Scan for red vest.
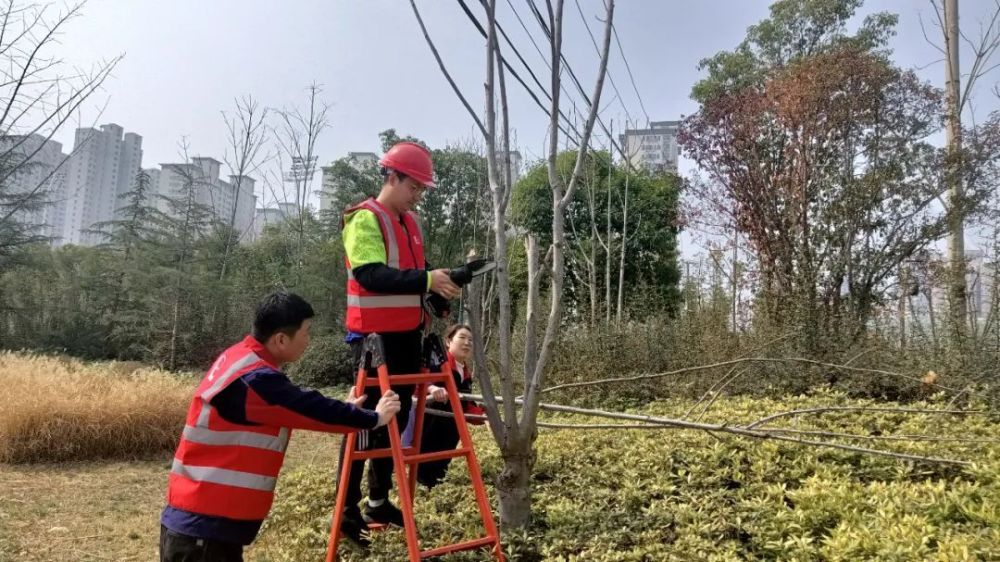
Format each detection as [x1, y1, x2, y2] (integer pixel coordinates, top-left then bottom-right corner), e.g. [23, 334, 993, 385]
[446, 352, 485, 423]
[344, 198, 426, 333]
[167, 337, 290, 521]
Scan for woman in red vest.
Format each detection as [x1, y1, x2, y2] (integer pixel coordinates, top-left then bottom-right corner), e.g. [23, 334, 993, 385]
[416, 324, 486, 488]
[160, 292, 400, 562]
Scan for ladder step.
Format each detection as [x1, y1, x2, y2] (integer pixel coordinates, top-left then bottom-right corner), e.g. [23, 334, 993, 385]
[352, 446, 419, 461]
[405, 447, 470, 464]
[420, 536, 498, 559]
[353, 446, 471, 463]
[362, 373, 449, 386]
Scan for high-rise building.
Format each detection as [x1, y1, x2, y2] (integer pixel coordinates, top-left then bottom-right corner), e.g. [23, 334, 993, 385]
[152, 156, 256, 234]
[619, 120, 680, 173]
[59, 124, 143, 246]
[0, 133, 69, 240]
[144, 167, 162, 201]
[277, 202, 299, 218]
[224, 174, 257, 234]
[248, 206, 291, 242]
[319, 151, 379, 212]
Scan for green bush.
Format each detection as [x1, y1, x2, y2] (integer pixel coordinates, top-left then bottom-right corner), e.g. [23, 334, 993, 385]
[287, 334, 356, 388]
[251, 392, 1000, 561]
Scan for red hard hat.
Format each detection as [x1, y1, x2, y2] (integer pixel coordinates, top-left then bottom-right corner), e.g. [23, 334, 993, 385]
[380, 142, 435, 188]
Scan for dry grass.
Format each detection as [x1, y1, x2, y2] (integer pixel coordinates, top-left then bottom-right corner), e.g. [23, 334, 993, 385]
[0, 430, 345, 562]
[0, 352, 192, 463]
[0, 458, 167, 562]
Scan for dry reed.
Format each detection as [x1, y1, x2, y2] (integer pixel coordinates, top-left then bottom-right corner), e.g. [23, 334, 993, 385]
[0, 353, 192, 463]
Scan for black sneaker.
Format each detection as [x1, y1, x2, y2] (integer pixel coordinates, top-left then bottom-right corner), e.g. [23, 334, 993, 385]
[339, 506, 371, 547]
[363, 500, 405, 527]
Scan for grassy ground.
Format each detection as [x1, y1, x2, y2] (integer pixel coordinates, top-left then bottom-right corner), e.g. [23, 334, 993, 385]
[0, 430, 345, 562]
[2, 354, 998, 561]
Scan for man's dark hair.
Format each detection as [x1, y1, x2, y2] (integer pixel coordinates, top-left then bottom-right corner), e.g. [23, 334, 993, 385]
[252, 292, 315, 343]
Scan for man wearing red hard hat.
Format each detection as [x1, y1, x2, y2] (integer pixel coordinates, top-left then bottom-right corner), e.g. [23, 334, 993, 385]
[335, 141, 461, 545]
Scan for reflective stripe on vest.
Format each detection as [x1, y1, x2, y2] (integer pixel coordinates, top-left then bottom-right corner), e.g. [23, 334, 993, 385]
[362, 200, 400, 268]
[346, 294, 422, 308]
[182, 422, 289, 453]
[171, 458, 277, 492]
[201, 352, 262, 401]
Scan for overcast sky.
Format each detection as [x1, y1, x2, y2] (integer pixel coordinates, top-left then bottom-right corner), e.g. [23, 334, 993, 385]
[51, 0, 1000, 253]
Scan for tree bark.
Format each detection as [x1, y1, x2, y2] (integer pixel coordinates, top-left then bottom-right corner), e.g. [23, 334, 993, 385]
[944, 0, 967, 340]
[616, 163, 629, 324]
[496, 441, 536, 530]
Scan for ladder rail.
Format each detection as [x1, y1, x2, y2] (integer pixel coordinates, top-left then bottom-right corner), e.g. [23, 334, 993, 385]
[439, 360, 504, 560]
[377, 362, 423, 561]
[325, 364, 366, 562]
[406, 371, 429, 502]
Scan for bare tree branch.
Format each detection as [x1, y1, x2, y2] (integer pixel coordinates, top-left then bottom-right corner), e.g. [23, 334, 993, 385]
[219, 95, 269, 275]
[409, 0, 487, 137]
[756, 426, 1000, 445]
[684, 334, 795, 420]
[461, 393, 975, 466]
[429, 407, 1000, 446]
[746, 405, 981, 430]
[541, 356, 965, 395]
[522, 0, 615, 431]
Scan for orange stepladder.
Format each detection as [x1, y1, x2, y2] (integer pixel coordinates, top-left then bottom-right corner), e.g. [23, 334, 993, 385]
[326, 333, 505, 561]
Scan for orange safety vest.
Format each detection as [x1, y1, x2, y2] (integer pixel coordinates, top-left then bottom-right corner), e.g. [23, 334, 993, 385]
[343, 198, 426, 333]
[166, 337, 290, 521]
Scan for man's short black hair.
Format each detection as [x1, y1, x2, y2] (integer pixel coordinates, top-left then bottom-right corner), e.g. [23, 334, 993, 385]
[252, 292, 315, 343]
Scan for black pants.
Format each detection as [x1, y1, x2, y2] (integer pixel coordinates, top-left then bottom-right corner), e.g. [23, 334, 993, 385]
[159, 526, 243, 562]
[337, 330, 421, 507]
[416, 404, 462, 487]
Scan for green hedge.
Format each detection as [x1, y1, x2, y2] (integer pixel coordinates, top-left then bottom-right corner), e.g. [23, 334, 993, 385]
[286, 334, 356, 388]
[251, 391, 1000, 561]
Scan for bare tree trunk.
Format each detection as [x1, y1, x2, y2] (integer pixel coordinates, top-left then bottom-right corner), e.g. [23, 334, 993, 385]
[413, 0, 615, 531]
[927, 287, 940, 353]
[589, 218, 598, 327]
[513, 0, 614, 529]
[220, 96, 268, 280]
[273, 84, 328, 286]
[944, 0, 967, 341]
[586, 155, 602, 327]
[168, 283, 180, 371]
[605, 124, 614, 325]
[731, 218, 739, 331]
[482, 0, 518, 440]
[898, 264, 907, 348]
[496, 437, 536, 528]
[616, 161, 630, 324]
[498, 234, 540, 528]
[168, 165, 196, 372]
